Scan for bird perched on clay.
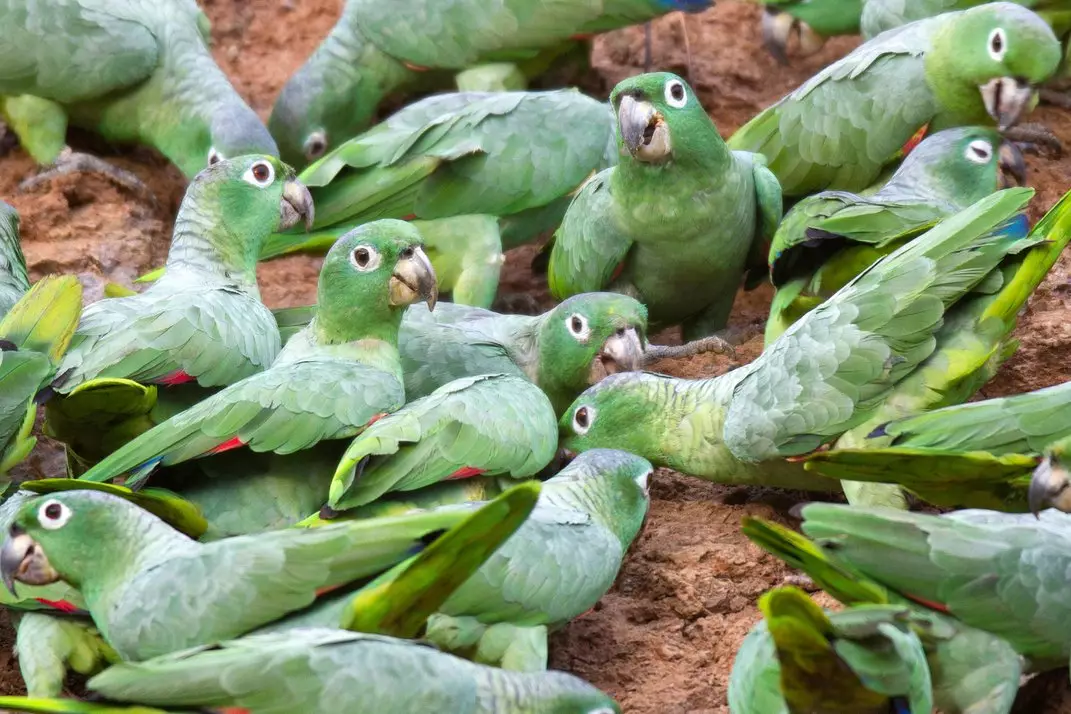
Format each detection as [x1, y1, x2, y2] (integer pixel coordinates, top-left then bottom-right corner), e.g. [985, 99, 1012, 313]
[269, 0, 713, 168]
[548, 72, 782, 339]
[765, 126, 1024, 343]
[729, 2, 1062, 197]
[0, 0, 279, 191]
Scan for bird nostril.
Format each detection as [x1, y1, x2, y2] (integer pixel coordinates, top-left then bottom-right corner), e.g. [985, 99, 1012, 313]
[616, 328, 627, 337]
[401, 247, 414, 259]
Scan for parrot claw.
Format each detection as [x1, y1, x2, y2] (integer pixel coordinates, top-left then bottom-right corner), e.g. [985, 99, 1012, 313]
[1003, 123, 1063, 158]
[19, 147, 158, 204]
[1039, 87, 1071, 110]
[643, 324, 761, 365]
[319, 504, 342, 520]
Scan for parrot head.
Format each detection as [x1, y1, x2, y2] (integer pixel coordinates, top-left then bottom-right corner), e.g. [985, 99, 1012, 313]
[199, 107, 281, 177]
[929, 3, 1060, 130]
[548, 449, 652, 547]
[268, 39, 391, 169]
[1, 491, 162, 594]
[894, 127, 1025, 195]
[559, 372, 672, 464]
[315, 220, 438, 342]
[610, 72, 716, 165]
[536, 293, 649, 413]
[171, 155, 313, 278]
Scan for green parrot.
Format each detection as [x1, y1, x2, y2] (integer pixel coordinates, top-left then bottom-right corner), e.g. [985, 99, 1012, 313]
[275, 291, 651, 416]
[0, 0, 278, 183]
[327, 373, 558, 511]
[0, 276, 83, 477]
[547, 72, 782, 340]
[268, 0, 713, 168]
[764, 126, 1023, 344]
[758, 0, 863, 64]
[557, 188, 1050, 504]
[0, 483, 536, 662]
[272, 449, 652, 672]
[0, 201, 29, 317]
[728, 2, 1062, 197]
[746, 504, 1071, 673]
[262, 90, 616, 308]
[0, 628, 621, 714]
[861, 0, 1071, 39]
[728, 586, 1022, 714]
[801, 378, 1071, 512]
[74, 221, 437, 489]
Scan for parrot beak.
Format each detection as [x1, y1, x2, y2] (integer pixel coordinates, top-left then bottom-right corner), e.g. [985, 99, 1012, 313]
[796, 21, 826, 55]
[761, 9, 795, 65]
[1029, 453, 1071, 517]
[618, 95, 671, 162]
[635, 466, 653, 496]
[390, 246, 438, 311]
[590, 327, 645, 384]
[0, 526, 58, 595]
[997, 140, 1027, 187]
[279, 179, 315, 232]
[979, 77, 1033, 131]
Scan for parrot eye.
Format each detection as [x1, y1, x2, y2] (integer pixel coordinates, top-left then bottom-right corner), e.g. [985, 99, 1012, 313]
[988, 28, 1007, 61]
[37, 499, 72, 531]
[304, 131, 328, 161]
[566, 313, 591, 341]
[664, 79, 688, 109]
[572, 405, 596, 434]
[242, 161, 275, 188]
[207, 147, 224, 166]
[349, 244, 381, 272]
[965, 139, 993, 164]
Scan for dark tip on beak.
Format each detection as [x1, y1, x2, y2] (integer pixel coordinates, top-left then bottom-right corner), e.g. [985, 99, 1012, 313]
[998, 140, 1027, 187]
[1029, 454, 1069, 518]
[1, 525, 28, 596]
[280, 179, 315, 231]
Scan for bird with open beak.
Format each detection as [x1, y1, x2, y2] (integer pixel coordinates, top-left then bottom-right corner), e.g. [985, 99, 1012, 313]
[548, 72, 783, 340]
[71, 220, 437, 490]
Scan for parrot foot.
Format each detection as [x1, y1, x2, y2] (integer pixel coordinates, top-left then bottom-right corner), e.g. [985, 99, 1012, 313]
[782, 574, 816, 590]
[1039, 87, 1071, 110]
[491, 293, 543, 315]
[319, 504, 341, 520]
[1002, 123, 1063, 158]
[19, 147, 157, 203]
[644, 324, 761, 364]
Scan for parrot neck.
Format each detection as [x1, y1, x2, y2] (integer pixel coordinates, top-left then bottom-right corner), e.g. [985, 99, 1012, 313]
[923, 35, 991, 127]
[165, 201, 262, 296]
[542, 476, 647, 548]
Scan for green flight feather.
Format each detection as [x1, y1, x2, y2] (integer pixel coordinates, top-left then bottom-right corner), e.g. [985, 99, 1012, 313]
[328, 373, 557, 510]
[0, 201, 28, 317]
[0, 698, 175, 714]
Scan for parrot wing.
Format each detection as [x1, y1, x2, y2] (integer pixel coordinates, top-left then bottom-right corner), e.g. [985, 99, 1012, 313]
[78, 359, 404, 487]
[0, 0, 160, 102]
[0, 201, 29, 317]
[14, 612, 116, 698]
[547, 169, 633, 299]
[328, 374, 557, 509]
[722, 188, 1037, 462]
[727, 19, 939, 195]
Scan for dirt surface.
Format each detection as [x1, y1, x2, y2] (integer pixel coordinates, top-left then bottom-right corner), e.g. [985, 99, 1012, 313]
[2, 0, 1071, 711]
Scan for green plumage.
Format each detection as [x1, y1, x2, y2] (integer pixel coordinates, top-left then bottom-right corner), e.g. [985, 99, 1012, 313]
[75, 221, 434, 488]
[765, 127, 1011, 344]
[729, 3, 1061, 196]
[0, 202, 28, 318]
[549, 72, 781, 339]
[558, 188, 1045, 505]
[328, 373, 558, 510]
[0, 0, 276, 176]
[263, 90, 616, 307]
[268, 0, 712, 168]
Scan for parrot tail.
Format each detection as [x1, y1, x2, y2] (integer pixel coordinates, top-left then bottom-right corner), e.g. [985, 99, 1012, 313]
[741, 516, 888, 605]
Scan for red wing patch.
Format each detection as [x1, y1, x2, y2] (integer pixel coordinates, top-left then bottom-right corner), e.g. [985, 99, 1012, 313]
[900, 123, 930, 156]
[401, 214, 417, 221]
[206, 436, 246, 455]
[403, 62, 430, 72]
[611, 261, 626, 282]
[157, 370, 196, 386]
[35, 598, 82, 614]
[902, 592, 950, 614]
[447, 466, 487, 480]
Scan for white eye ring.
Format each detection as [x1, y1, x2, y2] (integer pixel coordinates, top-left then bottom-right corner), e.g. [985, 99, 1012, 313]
[572, 405, 596, 435]
[566, 313, 591, 342]
[242, 161, 275, 188]
[965, 139, 993, 164]
[37, 499, 72, 531]
[349, 244, 381, 272]
[304, 131, 328, 161]
[207, 147, 224, 166]
[664, 79, 688, 109]
[635, 468, 652, 493]
[988, 27, 1007, 61]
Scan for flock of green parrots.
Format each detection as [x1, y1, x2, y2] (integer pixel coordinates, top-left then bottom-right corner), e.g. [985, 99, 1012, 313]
[0, 0, 1070, 711]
